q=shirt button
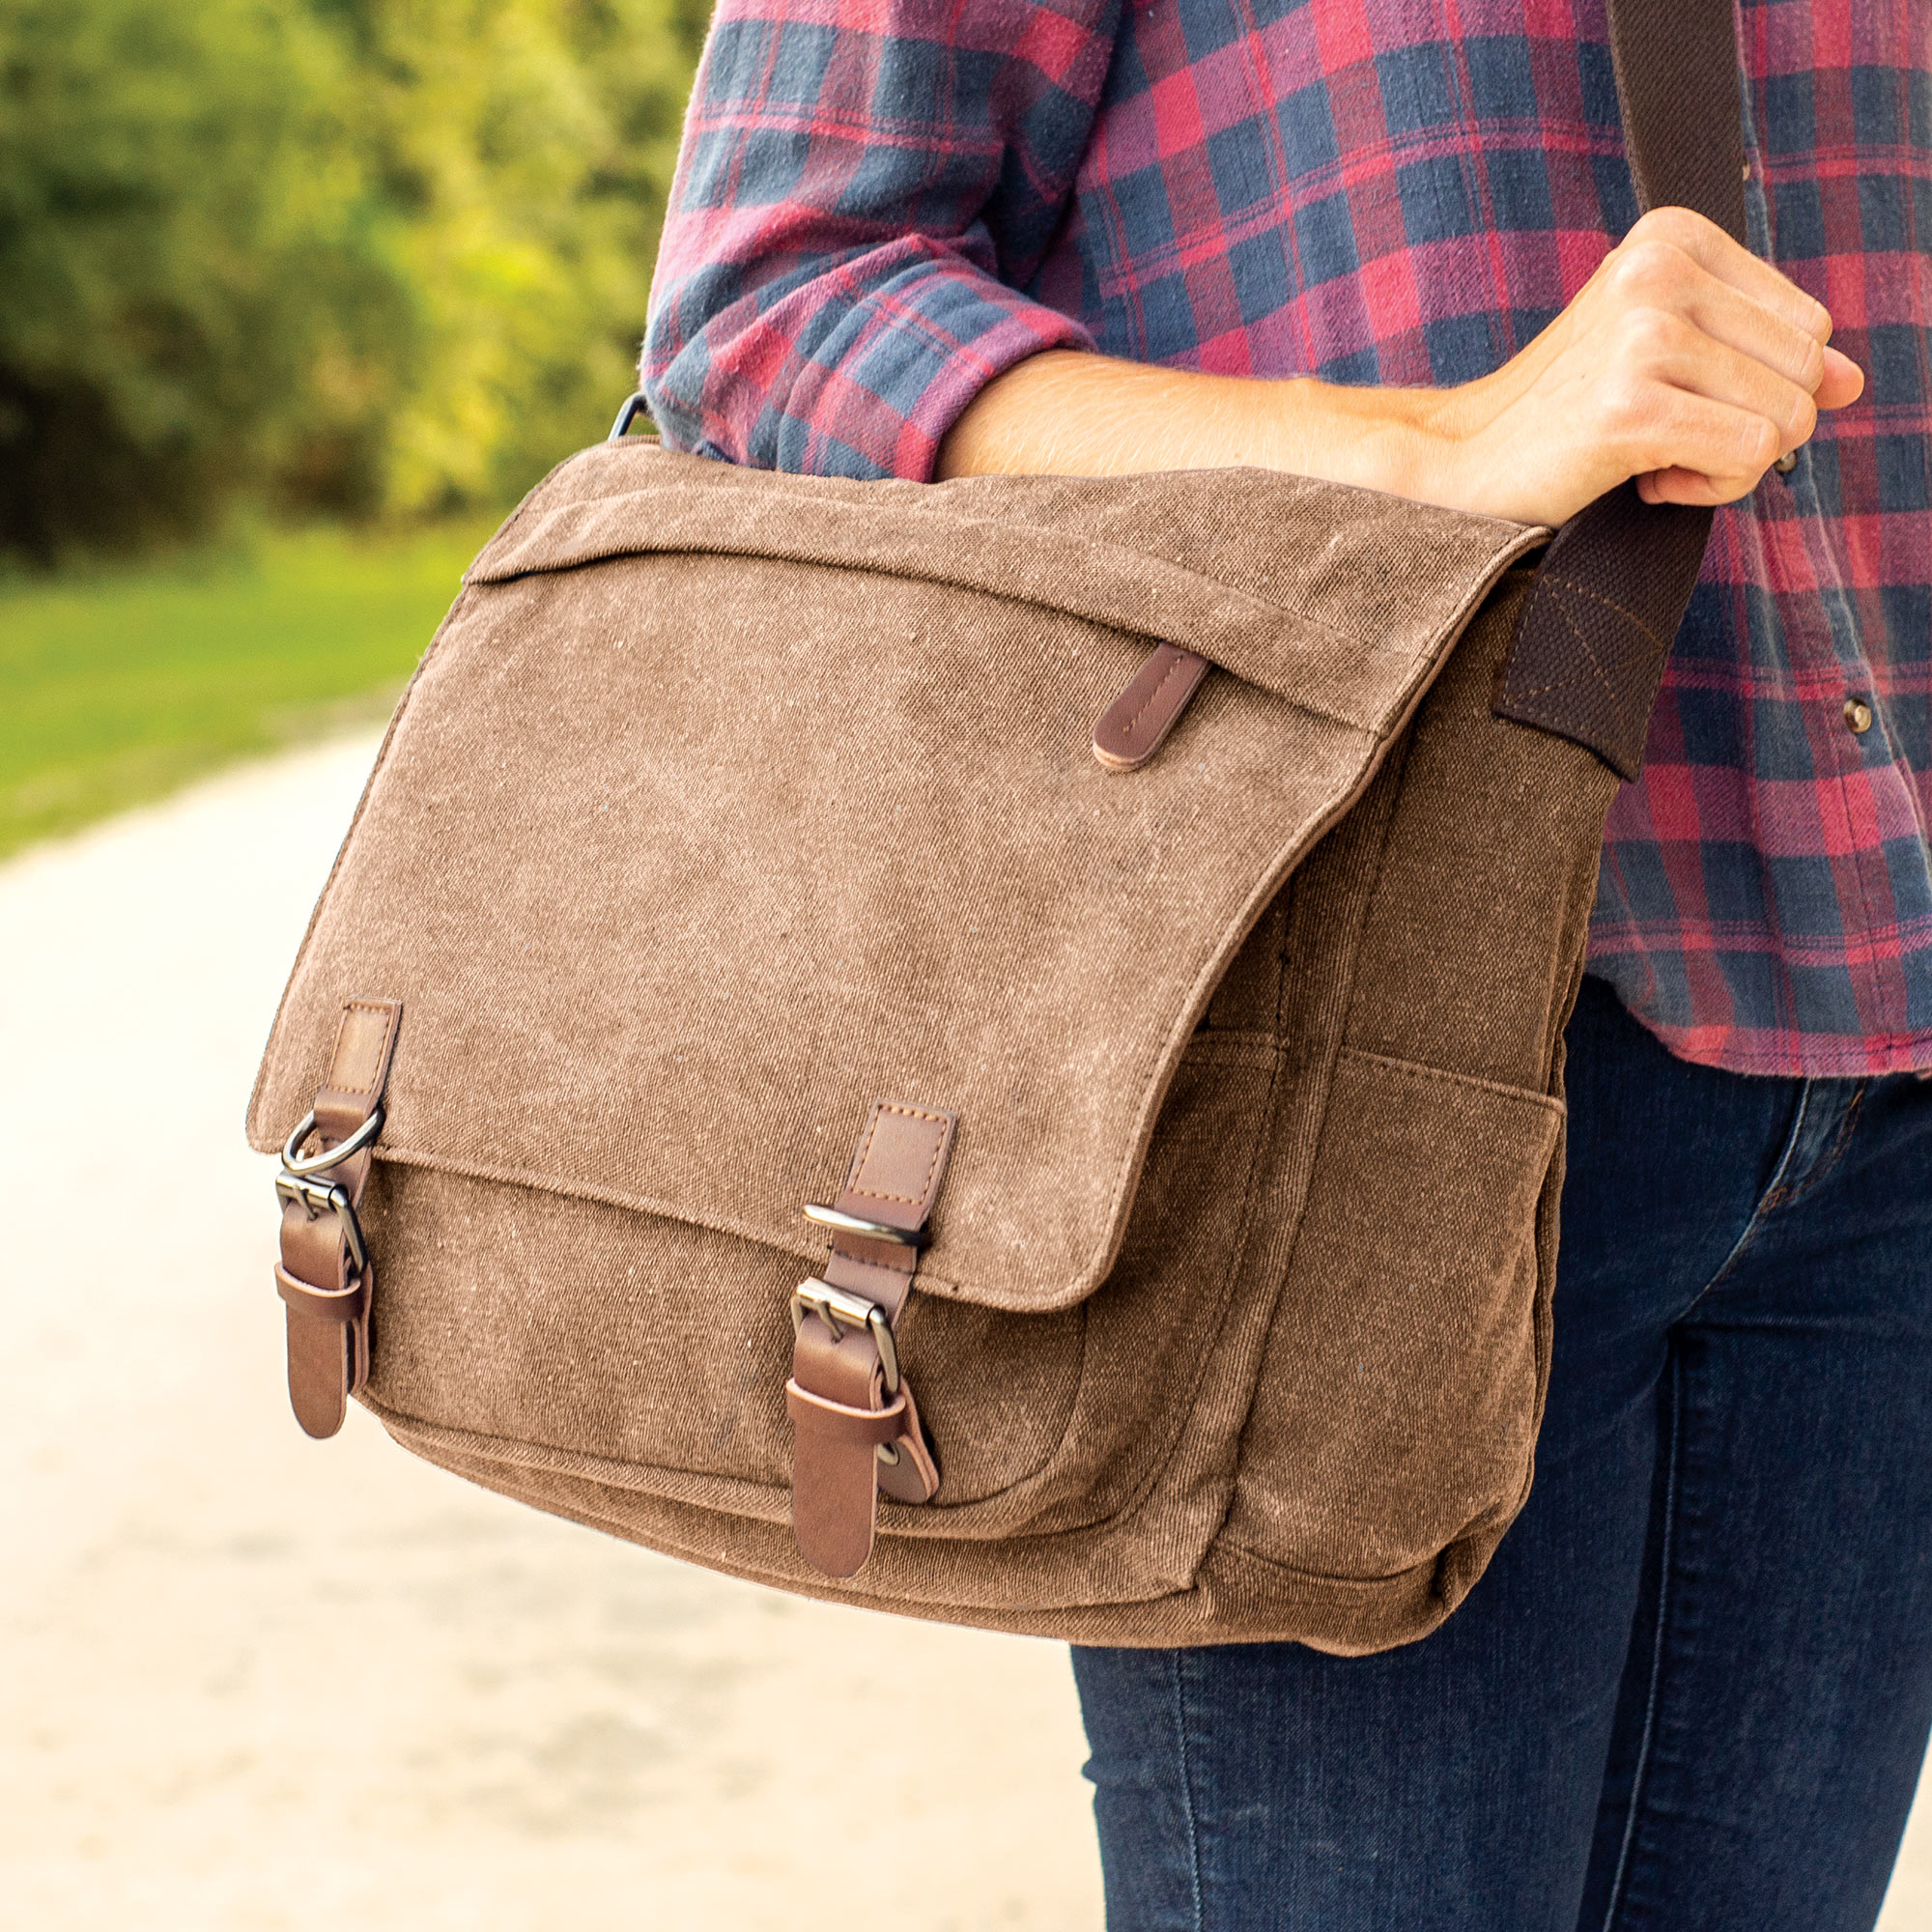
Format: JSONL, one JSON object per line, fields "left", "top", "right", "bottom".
{"left": 1844, "top": 697, "right": 1874, "bottom": 735}
{"left": 1774, "top": 449, "right": 1799, "bottom": 474}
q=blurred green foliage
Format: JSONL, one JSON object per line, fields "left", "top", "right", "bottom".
{"left": 0, "top": 516, "right": 494, "bottom": 852}
{"left": 0, "top": 0, "right": 703, "bottom": 562}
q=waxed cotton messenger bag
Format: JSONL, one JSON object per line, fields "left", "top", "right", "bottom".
{"left": 249, "top": 0, "right": 1747, "bottom": 1652}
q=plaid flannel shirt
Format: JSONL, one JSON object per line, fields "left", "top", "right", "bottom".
{"left": 643, "top": 0, "right": 1932, "bottom": 1076}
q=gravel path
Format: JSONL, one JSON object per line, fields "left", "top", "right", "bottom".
{"left": 0, "top": 736, "right": 1922, "bottom": 1929}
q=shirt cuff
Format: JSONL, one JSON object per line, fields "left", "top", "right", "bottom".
{"left": 662, "top": 237, "right": 1095, "bottom": 482}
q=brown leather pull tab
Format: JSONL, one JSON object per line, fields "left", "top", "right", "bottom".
{"left": 786, "top": 1099, "right": 956, "bottom": 1577}
{"left": 1093, "top": 643, "right": 1210, "bottom": 770}
{"left": 272, "top": 999, "right": 402, "bottom": 1439}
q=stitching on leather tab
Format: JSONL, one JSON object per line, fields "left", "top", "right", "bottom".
{"left": 1116, "top": 650, "right": 1191, "bottom": 741}
{"left": 848, "top": 1102, "right": 951, "bottom": 1208}
{"left": 327, "top": 1001, "right": 396, "bottom": 1097}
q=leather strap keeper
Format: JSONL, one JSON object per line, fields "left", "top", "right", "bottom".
{"left": 787, "top": 1099, "right": 956, "bottom": 1577}
{"left": 275, "top": 999, "right": 402, "bottom": 1439}
{"left": 786, "top": 1383, "right": 911, "bottom": 1445}
{"left": 274, "top": 1262, "right": 371, "bottom": 1324}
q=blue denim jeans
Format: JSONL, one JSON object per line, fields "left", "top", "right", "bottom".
{"left": 1073, "top": 976, "right": 1932, "bottom": 1931}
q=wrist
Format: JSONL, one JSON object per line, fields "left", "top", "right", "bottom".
{"left": 1258, "top": 376, "right": 1480, "bottom": 513}
{"left": 1404, "top": 373, "right": 1508, "bottom": 517}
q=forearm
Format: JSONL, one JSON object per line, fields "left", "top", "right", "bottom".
{"left": 936, "top": 349, "right": 1455, "bottom": 502}
{"left": 937, "top": 211, "right": 1862, "bottom": 528}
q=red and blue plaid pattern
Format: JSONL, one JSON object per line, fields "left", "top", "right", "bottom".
{"left": 643, "top": 0, "right": 1932, "bottom": 1075}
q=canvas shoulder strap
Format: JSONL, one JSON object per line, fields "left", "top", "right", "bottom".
{"left": 1492, "top": 0, "right": 1749, "bottom": 781}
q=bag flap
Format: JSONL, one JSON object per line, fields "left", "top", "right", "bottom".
{"left": 467, "top": 450, "right": 1530, "bottom": 729}
{"left": 249, "top": 445, "right": 1543, "bottom": 1314}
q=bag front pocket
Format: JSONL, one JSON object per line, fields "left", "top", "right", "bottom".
{"left": 1221, "top": 1046, "right": 1564, "bottom": 1583}
{"left": 357, "top": 1162, "right": 1092, "bottom": 1499}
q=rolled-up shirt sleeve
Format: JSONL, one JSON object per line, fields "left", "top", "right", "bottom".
{"left": 641, "top": 0, "right": 1117, "bottom": 479}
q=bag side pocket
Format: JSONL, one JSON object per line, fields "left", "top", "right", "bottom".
{"left": 1221, "top": 1046, "right": 1563, "bottom": 1583}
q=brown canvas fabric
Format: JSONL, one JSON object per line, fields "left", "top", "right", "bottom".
{"left": 244, "top": 443, "right": 1645, "bottom": 1652}
{"left": 249, "top": 448, "right": 1544, "bottom": 1321}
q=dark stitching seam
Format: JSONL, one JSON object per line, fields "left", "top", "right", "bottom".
{"left": 1600, "top": 1350, "right": 1685, "bottom": 1931}
{"left": 1759, "top": 1083, "right": 1865, "bottom": 1215}
{"left": 1170, "top": 1653, "right": 1207, "bottom": 1932}
{"left": 1695, "top": 1084, "right": 1812, "bottom": 1302}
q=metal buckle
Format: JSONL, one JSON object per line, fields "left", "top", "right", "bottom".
{"left": 273, "top": 1169, "right": 369, "bottom": 1277}
{"left": 790, "top": 1278, "right": 899, "bottom": 1396}
{"left": 280, "top": 1107, "right": 384, "bottom": 1178}
{"left": 801, "top": 1202, "right": 924, "bottom": 1250}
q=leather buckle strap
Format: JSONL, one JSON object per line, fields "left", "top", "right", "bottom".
{"left": 273, "top": 999, "right": 402, "bottom": 1439}
{"left": 273, "top": 1170, "right": 368, "bottom": 1275}
{"left": 786, "top": 1099, "right": 957, "bottom": 1577}
{"left": 274, "top": 1262, "right": 371, "bottom": 1325}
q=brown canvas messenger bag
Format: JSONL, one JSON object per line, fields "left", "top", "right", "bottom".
{"left": 248, "top": 0, "right": 1747, "bottom": 1652}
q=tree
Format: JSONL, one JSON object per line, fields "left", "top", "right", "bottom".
{"left": 324, "top": 0, "right": 704, "bottom": 517}
{"left": 0, "top": 0, "right": 403, "bottom": 556}
{"left": 0, "top": 0, "right": 703, "bottom": 559}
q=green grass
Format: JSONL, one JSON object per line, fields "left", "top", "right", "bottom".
{"left": 0, "top": 517, "right": 501, "bottom": 859}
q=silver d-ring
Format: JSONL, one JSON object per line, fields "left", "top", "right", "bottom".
{"left": 281, "top": 1107, "right": 385, "bottom": 1177}
{"left": 801, "top": 1202, "right": 924, "bottom": 1249}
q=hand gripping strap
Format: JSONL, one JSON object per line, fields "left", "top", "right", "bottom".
{"left": 787, "top": 1100, "right": 957, "bottom": 1577}
{"left": 274, "top": 999, "right": 402, "bottom": 1438}
{"left": 1492, "top": 0, "right": 1749, "bottom": 780}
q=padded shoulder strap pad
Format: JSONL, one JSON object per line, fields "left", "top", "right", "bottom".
{"left": 1493, "top": 0, "right": 1748, "bottom": 781}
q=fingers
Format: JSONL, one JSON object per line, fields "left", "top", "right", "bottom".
{"left": 1608, "top": 209, "right": 1866, "bottom": 406}
{"left": 1636, "top": 466, "right": 1755, "bottom": 508}
{"left": 1589, "top": 213, "right": 1869, "bottom": 499}
{"left": 1660, "top": 262, "right": 1828, "bottom": 398}
{"left": 1604, "top": 370, "right": 1785, "bottom": 502}
{"left": 1819, "top": 345, "right": 1865, "bottom": 411}
{"left": 1616, "top": 308, "right": 1816, "bottom": 454}
{"left": 1634, "top": 341, "right": 1866, "bottom": 509}
{"left": 1621, "top": 206, "right": 1833, "bottom": 344}
{"left": 1449, "top": 208, "right": 1867, "bottom": 525}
